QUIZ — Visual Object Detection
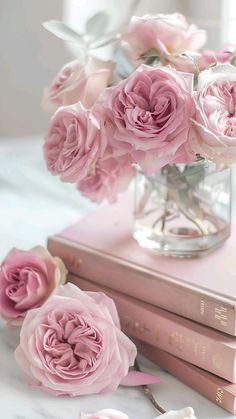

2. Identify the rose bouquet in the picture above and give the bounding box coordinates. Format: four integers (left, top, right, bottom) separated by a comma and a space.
42, 11, 236, 257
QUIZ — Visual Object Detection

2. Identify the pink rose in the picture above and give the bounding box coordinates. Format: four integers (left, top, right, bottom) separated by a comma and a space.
80, 406, 197, 419
0, 246, 67, 325
15, 283, 137, 396
42, 57, 114, 112
77, 151, 135, 204
199, 46, 235, 70
44, 103, 107, 182
156, 407, 197, 419
121, 14, 206, 60
80, 410, 129, 419
166, 46, 234, 74
102, 65, 196, 174
189, 64, 236, 164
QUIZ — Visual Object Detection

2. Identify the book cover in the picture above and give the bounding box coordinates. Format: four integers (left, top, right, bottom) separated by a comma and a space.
136, 339, 236, 415
47, 194, 236, 335
69, 274, 236, 383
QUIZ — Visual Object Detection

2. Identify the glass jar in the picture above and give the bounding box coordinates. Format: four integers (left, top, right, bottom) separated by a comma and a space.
133, 159, 232, 258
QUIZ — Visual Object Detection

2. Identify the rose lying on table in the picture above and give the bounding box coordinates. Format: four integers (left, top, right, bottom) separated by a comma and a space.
15, 282, 160, 396
80, 407, 197, 419
0, 246, 197, 417
0, 247, 158, 397
0, 246, 67, 325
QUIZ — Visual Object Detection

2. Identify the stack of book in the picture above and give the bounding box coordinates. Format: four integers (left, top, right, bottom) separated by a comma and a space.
48, 196, 236, 415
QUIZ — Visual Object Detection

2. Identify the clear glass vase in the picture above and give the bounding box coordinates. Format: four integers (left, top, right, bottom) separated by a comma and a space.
134, 159, 232, 258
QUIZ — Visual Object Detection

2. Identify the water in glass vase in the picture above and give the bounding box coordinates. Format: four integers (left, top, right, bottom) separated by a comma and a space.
134, 159, 231, 258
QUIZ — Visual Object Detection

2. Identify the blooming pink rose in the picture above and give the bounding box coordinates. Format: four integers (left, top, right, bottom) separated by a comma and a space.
189, 64, 236, 164
165, 46, 234, 74
44, 103, 107, 182
42, 57, 114, 112
121, 14, 206, 60
0, 246, 67, 325
15, 283, 137, 396
80, 406, 197, 419
77, 151, 135, 204
80, 409, 129, 419
199, 46, 235, 70
101, 65, 196, 174
156, 407, 197, 419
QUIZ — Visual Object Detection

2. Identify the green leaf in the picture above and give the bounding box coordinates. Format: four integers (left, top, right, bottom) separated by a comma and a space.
90, 31, 117, 49
85, 11, 109, 38
42, 20, 84, 45
140, 48, 159, 59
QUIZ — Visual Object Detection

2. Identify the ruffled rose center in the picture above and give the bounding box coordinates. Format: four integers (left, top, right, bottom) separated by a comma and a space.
203, 81, 236, 137
4, 266, 46, 310
115, 72, 183, 136
39, 311, 103, 377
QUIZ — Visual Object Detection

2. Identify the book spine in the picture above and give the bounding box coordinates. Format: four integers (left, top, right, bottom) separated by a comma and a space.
136, 340, 236, 415
69, 274, 236, 383
48, 237, 236, 336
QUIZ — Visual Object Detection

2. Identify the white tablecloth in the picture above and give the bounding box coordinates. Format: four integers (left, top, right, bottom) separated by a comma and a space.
0, 136, 235, 419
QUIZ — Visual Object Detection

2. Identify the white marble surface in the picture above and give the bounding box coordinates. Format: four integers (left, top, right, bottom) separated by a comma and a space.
0, 136, 235, 419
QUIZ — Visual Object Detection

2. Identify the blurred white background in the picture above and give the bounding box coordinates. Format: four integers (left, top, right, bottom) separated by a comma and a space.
0, 0, 70, 137
0, 0, 236, 138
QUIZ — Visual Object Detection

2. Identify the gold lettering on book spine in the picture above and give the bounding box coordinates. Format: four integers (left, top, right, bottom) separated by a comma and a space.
214, 306, 228, 327
120, 315, 150, 335
167, 332, 206, 361
212, 353, 223, 369
200, 300, 205, 316
168, 331, 184, 351
215, 387, 224, 404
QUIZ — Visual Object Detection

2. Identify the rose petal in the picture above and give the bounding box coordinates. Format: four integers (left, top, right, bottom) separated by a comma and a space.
121, 371, 162, 386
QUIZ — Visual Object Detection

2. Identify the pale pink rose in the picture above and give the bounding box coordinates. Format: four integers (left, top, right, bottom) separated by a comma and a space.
189, 64, 236, 164
121, 14, 206, 60
151, 46, 234, 74
42, 57, 114, 112
15, 283, 137, 396
155, 407, 197, 419
0, 246, 67, 325
77, 151, 135, 204
101, 65, 196, 175
80, 409, 129, 419
80, 407, 197, 419
80, 406, 197, 419
155, 49, 201, 73
44, 103, 107, 182
199, 46, 234, 70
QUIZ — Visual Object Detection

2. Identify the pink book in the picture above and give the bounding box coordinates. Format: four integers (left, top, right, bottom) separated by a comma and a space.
48, 194, 236, 335
69, 274, 236, 383
136, 339, 236, 415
